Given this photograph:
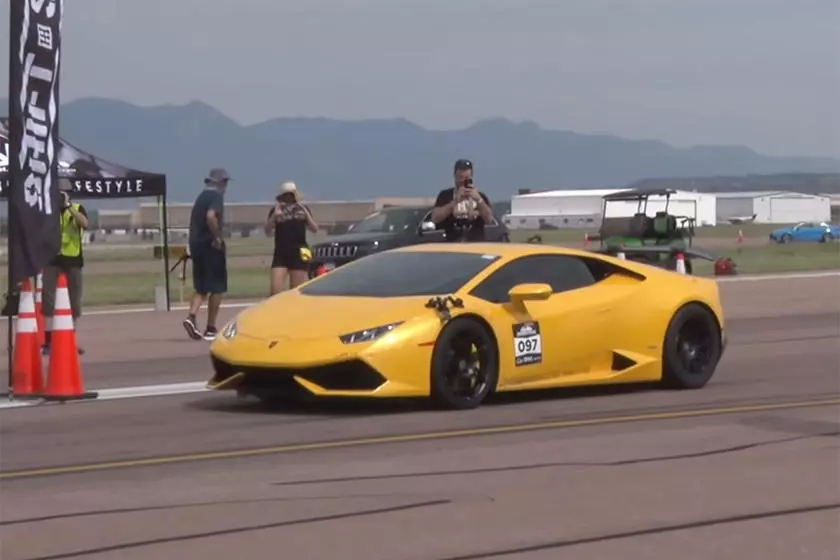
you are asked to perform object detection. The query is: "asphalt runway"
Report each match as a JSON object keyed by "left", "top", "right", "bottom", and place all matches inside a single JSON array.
[{"left": 0, "top": 275, "right": 838, "bottom": 560}]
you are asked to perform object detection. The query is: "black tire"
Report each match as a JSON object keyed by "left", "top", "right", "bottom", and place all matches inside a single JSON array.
[
  {"left": 429, "top": 316, "right": 499, "bottom": 410},
  {"left": 661, "top": 303, "right": 722, "bottom": 389},
  {"left": 820, "top": 233, "right": 833, "bottom": 243},
  {"left": 781, "top": 234, "right": 792, "bottom": 244}
]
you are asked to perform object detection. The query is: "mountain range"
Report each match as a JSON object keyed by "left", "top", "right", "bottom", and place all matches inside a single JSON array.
[{"left": 2, "top": 97, "right": 839, "bottom": 203}]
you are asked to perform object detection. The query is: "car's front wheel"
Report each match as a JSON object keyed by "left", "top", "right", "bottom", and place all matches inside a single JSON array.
[
  {"left": 430, "top": 316, "right": 499, "bottom": 410},
  {"left": 661, "top": 303, "right": 722, "bottom": 389}
]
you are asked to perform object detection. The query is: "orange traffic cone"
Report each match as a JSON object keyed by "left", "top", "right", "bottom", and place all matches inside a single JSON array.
[
  {"left": 42, "top": 273, "right": 97, "bottom": 401},
  {"left": 10, "top": 279, "right": 44, "bottom": 398},
  {"left": 34, "top": 272, "right": 46, "bottom": 347}
]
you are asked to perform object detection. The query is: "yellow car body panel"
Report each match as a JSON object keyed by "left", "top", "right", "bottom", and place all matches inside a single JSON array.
[
  {"left": 208, "top": 242, "right": 725, "bottom": 403},
  {"left": 209, "top": 294, "right": 442, "bottom": 398}
]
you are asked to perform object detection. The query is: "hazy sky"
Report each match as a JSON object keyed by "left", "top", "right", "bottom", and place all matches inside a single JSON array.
[{"left": 1, "top": 0, "right": 838, "bottom": 158}]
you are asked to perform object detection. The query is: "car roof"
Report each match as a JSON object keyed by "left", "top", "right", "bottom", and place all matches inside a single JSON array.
[{"left": 390, "top": 242, "right": 680, "bottom": 280}]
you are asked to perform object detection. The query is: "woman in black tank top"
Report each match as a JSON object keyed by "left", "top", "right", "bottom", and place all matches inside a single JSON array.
[{"left": 264, "top": 181, "right": 319, "bottom": 295}]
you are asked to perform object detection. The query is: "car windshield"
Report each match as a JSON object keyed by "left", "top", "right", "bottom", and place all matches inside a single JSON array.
[
  {"left": 299, "top": 251, "right": 500, "bottom": 297},
  {"left": 349, "top": 208, "right": 427, "bottom": 234}
]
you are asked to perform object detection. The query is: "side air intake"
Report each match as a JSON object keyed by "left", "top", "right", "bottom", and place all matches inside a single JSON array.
[{"left": 611, "top": 352, "right": 637, "bottom": 371}]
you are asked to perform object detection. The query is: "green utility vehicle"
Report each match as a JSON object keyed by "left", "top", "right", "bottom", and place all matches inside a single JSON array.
[
  {"left": 597, "top": 187, "right": 695, "bottom": 249},
  {"left": 589, "top": 187, "right": 703, "bottom": 273}
]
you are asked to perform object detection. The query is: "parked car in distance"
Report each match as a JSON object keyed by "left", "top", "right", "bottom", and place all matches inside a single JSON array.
[
  {"left": 309, "top": 205, "right": 510, "bottom": 275},
  {"left": 769, "top": 222, "right": 839, "bottom": 243}
]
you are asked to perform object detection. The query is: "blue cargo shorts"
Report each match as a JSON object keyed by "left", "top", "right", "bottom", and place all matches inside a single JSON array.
[{"left": 190, "top": 244, "right": 227, "bottom": 295}]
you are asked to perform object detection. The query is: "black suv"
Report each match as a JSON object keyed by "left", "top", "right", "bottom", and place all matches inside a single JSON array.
[{"left": 310, "top": 205, "right": 509, "bottom": 274}]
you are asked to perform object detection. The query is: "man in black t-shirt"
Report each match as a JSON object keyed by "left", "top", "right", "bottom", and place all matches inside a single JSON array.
[{"left": 430, "top": 158, "right": 494, "bottom": 242}]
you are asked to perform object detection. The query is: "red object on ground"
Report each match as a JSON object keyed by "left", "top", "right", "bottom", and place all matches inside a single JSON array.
[{"left": 714, "top": 257, "right": 738, "bottom": 276}]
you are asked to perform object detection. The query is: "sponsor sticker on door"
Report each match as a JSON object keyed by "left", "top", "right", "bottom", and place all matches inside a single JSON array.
[{"left": 513, "top": 321, "right": 542, "bottom": 366}]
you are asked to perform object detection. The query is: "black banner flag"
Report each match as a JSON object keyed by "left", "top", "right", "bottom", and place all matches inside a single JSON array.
[{"left": 7, "top": 0, "right": 63, "bottom": 286}]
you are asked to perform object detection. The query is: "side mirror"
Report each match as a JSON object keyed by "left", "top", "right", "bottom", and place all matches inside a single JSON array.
[
  {"left": 508, "top": 283, "right": 553, "bottom": 302},
  {"left": 420, "top": 221, "right": 437, "bottom": 233}
]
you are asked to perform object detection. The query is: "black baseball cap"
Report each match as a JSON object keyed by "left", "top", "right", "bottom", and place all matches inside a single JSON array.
[{"left": 453, "top": 158, "right": 473, "bottom": 171}]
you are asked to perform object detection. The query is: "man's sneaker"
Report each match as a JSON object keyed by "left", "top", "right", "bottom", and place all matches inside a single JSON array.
[
  {"left": 183, "top": 316, "right": 202, "bottom": 340},
  {"left": 203, "top": 327, "right": 218, "bottom": 341}
]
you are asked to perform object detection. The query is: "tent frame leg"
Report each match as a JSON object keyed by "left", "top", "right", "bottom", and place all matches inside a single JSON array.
[{"left": 159, "top": 194, "right": 171, "bottom": 312}]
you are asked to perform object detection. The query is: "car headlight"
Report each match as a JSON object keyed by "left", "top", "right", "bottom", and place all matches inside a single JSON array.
[
  {"left": 339, "top": 322, "right": 403, "bottom": 344},
  {"left": 221, "top": 320, "right": 237, "bottom": 340}
]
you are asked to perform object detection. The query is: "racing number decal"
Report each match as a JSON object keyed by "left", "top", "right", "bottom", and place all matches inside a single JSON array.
[{"left": 513, "top": 322, "right": 542, "bottom": 366}]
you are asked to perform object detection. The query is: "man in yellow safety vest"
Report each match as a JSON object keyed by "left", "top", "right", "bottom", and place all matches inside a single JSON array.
[{"left": 42, "top": 179, "right": 89, "bottom": 355}]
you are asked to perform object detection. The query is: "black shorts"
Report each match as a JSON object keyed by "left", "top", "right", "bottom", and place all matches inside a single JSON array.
[
  {"left": 272, "top": 246, "right": 310, "bottom": 271},
  {"left": 191, "top": 246, "right": 227, "bottom": 294}
]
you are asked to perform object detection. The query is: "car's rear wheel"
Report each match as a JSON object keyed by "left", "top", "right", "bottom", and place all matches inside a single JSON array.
[
  {"left": 430, "top": 316, "right": 499, "bottom": 410},
  {"left": 661, "top": 303, "right": 722, "bottom": 389}
]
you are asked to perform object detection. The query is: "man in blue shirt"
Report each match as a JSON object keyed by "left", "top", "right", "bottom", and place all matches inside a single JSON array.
[{"left": 183, "top": 168, "right": 229, "bottom": 341}]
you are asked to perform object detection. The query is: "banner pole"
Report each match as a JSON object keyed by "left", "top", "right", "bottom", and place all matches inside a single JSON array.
[
  {"left": 6, "top": 1, "right": 15, "bottom": 394},
  {"left": 6, "top": 211, "right": 14, "bottom": 395}
]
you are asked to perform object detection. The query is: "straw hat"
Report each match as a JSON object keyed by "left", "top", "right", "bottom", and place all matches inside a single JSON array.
[{"left": 278, "top": 181, "right": 300, "bottom": 200}]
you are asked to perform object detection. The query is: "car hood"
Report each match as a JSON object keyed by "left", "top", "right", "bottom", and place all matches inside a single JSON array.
[
  {"left": 313, "top": 231, "right": 402, "bottom": 245},
  {"left": 233, "top": 290, "right": 432, "bottom": 340}
]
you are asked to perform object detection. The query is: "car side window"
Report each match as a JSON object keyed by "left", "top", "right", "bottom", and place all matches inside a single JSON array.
[{"left": 470, "top": 255, "right": 599, "bottom": 303}]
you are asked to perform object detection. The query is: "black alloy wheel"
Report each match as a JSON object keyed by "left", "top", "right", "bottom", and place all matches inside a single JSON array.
[
  {"left": 430, "top": 317, "right": 499, "bottom": 409},
  {"left": 661, "top": 303, "right": 722, "bottom": 389}
]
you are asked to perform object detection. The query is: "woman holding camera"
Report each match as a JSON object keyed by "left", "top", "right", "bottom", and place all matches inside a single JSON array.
[{"left": 264, "top": 181, "right": 319, "bottom": 295}]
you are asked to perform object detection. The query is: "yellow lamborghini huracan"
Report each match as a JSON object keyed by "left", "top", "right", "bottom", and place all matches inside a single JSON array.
[{"left": 208, "top": 243, "right": 726, "bottom": 409}]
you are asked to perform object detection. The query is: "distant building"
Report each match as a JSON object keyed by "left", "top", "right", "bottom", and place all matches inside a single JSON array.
[
  {"left": 714, "top": 191, "right": 831, "bottom": 224},
  {"left": 505, "top": 188, "right": 717, "bottom": 229},
  {"left": 822, "top": 193, "right": 840, "bottom": 221}
]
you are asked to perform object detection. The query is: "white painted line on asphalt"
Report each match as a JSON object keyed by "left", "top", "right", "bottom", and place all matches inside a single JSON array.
[
  {"left": 0, "top": 381, "right": 210, "bottom": 410},
  {"left": 0, "top": 400, "right": 39, "bottom": 409},
  {"left": 95, "top": 381, "right": 209, "bottom": 400}
]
